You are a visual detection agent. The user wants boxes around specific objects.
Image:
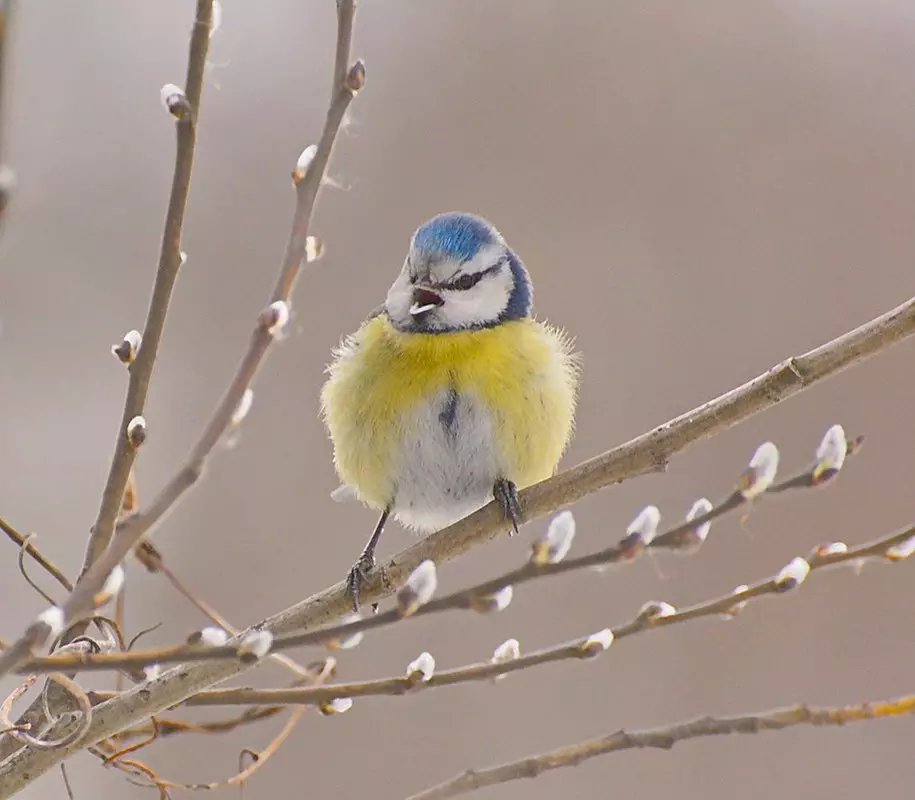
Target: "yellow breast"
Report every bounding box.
[321,314,580,515]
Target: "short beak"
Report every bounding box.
[409,286,444,317]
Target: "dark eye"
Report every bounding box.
[454,273,479,291]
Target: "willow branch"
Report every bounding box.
[80,0,214,577]
[1,303,913,790]
[35,0,362,660]
[408,693,915,799]
[69,521,915,700]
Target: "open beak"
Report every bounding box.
[409,286,444,317]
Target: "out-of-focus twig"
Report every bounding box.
[141,543,315,679]
[407,693,915,799]
[0,0,16,224]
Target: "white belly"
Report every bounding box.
[391,387,501,532]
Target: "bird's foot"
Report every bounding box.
[493,479,522,536]
[346,550,376,613]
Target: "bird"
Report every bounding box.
[321,211,580,610]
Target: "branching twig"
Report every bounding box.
[82,521,915,706]
[0,0,218,685]
[32,0,363,659]
[80,0,215,578]
[407,693,915,799]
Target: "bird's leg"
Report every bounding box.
[346,508,390,612]
[493,479,522,536]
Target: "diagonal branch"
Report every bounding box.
[0,0,216,685]
[407,693,915,799]
[47,0,361,646]
[80,0,215,576]
[1,295,913,795]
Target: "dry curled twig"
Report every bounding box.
[407,692,915,799]
[0,674,92,751]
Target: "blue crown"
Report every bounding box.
[411,212,498,263]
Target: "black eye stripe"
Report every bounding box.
[443,262,502,291]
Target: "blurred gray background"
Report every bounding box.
[2,1,915,798]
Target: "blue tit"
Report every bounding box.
[321,211,580,608]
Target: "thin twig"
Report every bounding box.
[0,516,73,591]
[0,0,215,682]
[148,548,316,679]
[22,520,915,676]
[0,674,92,751]
[38,0,362,655]
[407,693,915,799]
[79,0,214,576]
[85,521,915,709]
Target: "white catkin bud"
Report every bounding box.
[111,329,142,364]
[159,83,187,114]
[93,564,125,607]
[193,627,229,647]
[126,415,147,447]
[739,442,780,498]
[405,652,435,682]
[237,630,273,662]
[397,560,438,617]
[35,606,66,640]
[179,251,188,267]
[469,585,514,613]
[685,497,713,543]
[638,600,677,620]
[294,145,318,182]
[885,537,915,561]
[231,389,254,426]
[305,236,324,263]
[627,505,661,545]
[491,638,521,664]
[326,612,364,650]
[320,697,353,715]
[814,424,847,479]
[265,300,290,337]
[774,557,810,590]
[720,585,750,619]
[580,628,614,657]
[143,664,161,682]
[530,510,576,565]
[807,541,848,561]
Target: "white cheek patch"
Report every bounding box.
[438,266,512,329]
